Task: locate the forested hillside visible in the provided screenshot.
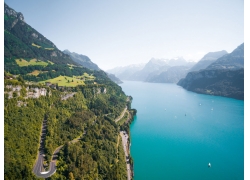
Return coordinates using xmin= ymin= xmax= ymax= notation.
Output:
xmin=4 ymin=3 xmax=113 ymax=84
xmin=4 ymin=3 xmax=136 ymax=180
xmin=4 ymin=76 xmax=134 ymax=179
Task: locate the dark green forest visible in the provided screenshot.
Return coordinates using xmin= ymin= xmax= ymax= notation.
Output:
xmin=4 ymin=75 xmax=134 ymax=180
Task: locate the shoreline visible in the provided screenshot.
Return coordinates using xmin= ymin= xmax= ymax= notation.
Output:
xmin=120 ymin=131 xmax=132 ymax=180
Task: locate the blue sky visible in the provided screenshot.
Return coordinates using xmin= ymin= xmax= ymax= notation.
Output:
xmin=4 ymin=0 xmax=244 ymax=70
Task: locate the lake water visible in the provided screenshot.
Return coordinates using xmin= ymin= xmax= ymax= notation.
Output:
xmin=120 ymin=81 xmax=244 ymax=180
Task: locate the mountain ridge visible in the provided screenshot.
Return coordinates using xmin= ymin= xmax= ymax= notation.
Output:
xmin=63 ymin=49 xmax=100 ymax=70
xmin=107 ymin=57 xmax=195 ymax=83
xmin=188 ymin=50 xmax=228 ymax=72
xmin=178 ymin=43 xmax=244 ymax=100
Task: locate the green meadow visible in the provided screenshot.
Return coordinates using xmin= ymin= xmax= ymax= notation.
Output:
xmin=27 ymin=70 xmax=48 ymax=76
xmin=44 ymin=48 xmax=54 ymax=50
xmin=39 ymin=75 xmax=86 ymax=87
xmin=15 ymin=58 xmax=49 ymax=67
xmin=31 ymin=43 xmax=41 ymax=48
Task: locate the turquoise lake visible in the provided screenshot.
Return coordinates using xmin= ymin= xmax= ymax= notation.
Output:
xmin=120 ymin=81 xmax=244 ymax=180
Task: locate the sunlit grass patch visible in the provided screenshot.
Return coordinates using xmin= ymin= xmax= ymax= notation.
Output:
xmin=47 ymin=60 xmax=54 ymax=65
xmin=28 ymin=70 xmax=40 ymax=76
xmin=31 ymin=43 xmax=41 ymax=48
xmin=39 ymin=75 xmax=85 ymax=87
xmin=15 ymin=58 xmax=48 ymax=67
xmin=73 ymin=73 xmax=96 ymax=82
xmin=83 ymin=72 xmax=95 ymax=80
xmin=27 ymin=70 xmax=48 ymax=76
xmin=67 ymin=63 xmax=77 ymax=69
xmin=44 ymin=48 xmax=54 ymax=50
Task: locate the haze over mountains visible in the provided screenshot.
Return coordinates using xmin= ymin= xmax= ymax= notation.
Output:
xmin=188 ymin=50 xmax=228 ymax=72
xmin=178 ymin=43 xmax=244 ymax=100
xmin=107 ymin=44 xmax=244 ymax=100
xmin=107 ymin=57 xmax=196 ymax=83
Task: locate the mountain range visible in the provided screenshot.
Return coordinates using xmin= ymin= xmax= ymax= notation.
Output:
xmin=178 ymin=43 xmax=244 ymax=100
xmin=107 ymin=57 xmax=196 ymax=83
xmin=188 ymin=50 xmax=228 ymax=72
xmin=107 ymin=44 xmax=244 ymax=100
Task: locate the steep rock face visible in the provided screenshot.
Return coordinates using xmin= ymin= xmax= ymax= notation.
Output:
xmin=189 ymin=50 xmax=228 ymax=72
xmin=5 ymin=85 xmax=50 ymax=99
xmin=63 ymin=50 xmax=100 ymax=70
xmin=4 ymin=3 xmax=74 ymax=65
xmin=4 ymin=3 xmax=25 ymax=22
xmin=178 ymin=68 xmax=244 ymax=100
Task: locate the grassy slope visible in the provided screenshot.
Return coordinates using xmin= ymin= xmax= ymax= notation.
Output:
xmin=39 ymin=75 xmax=85 ymax=87
xmin=15 ymin=58 xmax=49 ymax=67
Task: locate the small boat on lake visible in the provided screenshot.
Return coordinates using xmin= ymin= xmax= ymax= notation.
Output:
xmin=208 ymin=163 xmax=211 ymax=168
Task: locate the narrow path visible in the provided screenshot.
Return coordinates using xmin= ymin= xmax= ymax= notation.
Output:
xmin=120 ymin=131 xmax=131 ymax=180
xmin=115 ymin=106 xmax=127 ymax=123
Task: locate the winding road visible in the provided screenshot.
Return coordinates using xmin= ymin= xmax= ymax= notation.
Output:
xmin=33 ymin=119 xmax=80 ymax=178
xmin=33 ymin=104 xmax=130 ymax=178
xmin=33 ymin=119 xmax=58 ymax=178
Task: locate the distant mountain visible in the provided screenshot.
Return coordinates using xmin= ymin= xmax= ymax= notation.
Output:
xmin=106 ymin=63 xmax=145 ymax=80
xmin=107 ymin=57 xmax=195 ymax=83
xmin=106 ymin=73 xmax=123 ymax=84
xmin=206 ymin=43 xmax=244 ymax=70
xmin=63 ymin=50 xmax=100 ymax=70
xmin=189 ymin=50 xmax=228 ymax=72
xmin=146 ymin=66 xmax=191 ymax=83
xmin=168 ymin=57 xmax=188 ymax=66
xmin=130 ymin=57 xmax=195 ymax=82
xmin=131 ymin=58 xmax=170 ymax=81
xmin=178 ymin=44 xmax=244 ymax=100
